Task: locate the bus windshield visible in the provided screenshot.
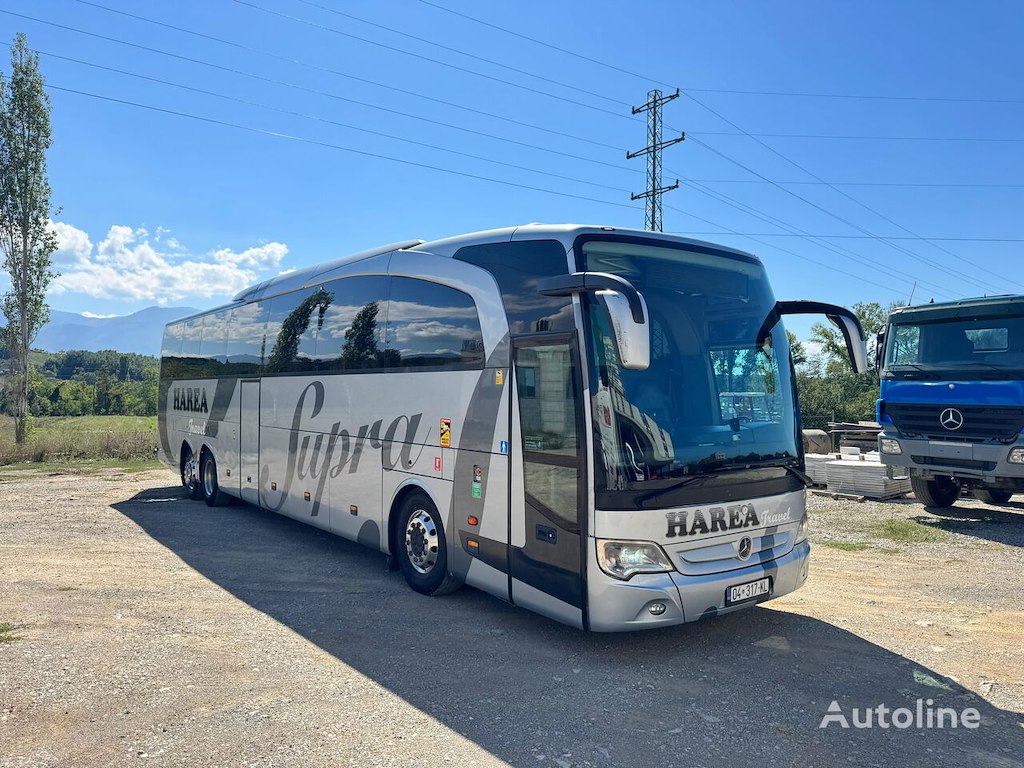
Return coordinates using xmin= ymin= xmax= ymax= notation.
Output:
xmin=885 ymin=314 xmax=1024 ymax=379
xmin=579 ymin=238 xmax=799 ymax=505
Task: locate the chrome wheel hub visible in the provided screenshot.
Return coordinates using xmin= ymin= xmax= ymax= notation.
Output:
xmin=183 ymin=454 xmax=199 ymax=490
xmin=405 ymin=509 xmax=439 ymax=574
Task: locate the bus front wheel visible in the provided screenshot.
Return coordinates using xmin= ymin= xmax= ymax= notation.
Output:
xmin=911 ymin=476 xmax=959 ymax=508
xmin=396 ymin=492 xmax=461 ymax=596
xmin=181 ymin=446 xmax=204 ymax=501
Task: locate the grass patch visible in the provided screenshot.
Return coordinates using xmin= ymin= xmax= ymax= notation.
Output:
xmin=874 ymin=518 xmax=948 ymax=543
xmin=0 ymin=622 xmax=21 ymax=643
xmin=822 ymin=540 xmax=871 ymax=552
xmin=0 ymin=457 xmax=162 ymax=476
xmin=0 ymin=415 xmax=158 ymax=466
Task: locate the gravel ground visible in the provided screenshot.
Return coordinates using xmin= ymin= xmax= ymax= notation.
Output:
xmin=0 ymin=468 xmax=1022 ymax=768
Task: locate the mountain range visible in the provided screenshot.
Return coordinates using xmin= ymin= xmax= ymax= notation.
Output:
xmin=32 ymin=306 xmax=199 ymax=357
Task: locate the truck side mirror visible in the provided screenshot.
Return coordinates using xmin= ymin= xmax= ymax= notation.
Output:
xmin=757 ymin=300 xmax=869 ymax=374
xmin=875 ymin=325 xmax=887 ymax=373
xmin=538 ymin=271 xmax=650 ymax=370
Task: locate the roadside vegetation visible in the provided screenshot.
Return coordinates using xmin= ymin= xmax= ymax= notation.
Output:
xmin=0 ymin=413 xmax=158 ymax=466
xmin=0 ymin=622 xmax=22 ymax=643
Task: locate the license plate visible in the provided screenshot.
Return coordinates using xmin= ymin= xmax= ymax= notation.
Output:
xmin=726 ymin=577 xmax=771 ymax=606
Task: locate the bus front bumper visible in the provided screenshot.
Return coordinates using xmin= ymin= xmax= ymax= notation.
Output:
xmin=586 ymin=540 xmax=810 ymax=632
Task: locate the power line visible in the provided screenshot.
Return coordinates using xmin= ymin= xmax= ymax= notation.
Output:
xmin=289 ymin=0 xmax=631 ymax=109
xmin=674 ymin=134 xmax=1010 ymax=294
xmin=410 ymin=0 xmax=1021 ymax=291
xmin=64 ymin=1 xmax=628 ymax=155
xmin=691 ymin=179 xmax=1024 ymax=189
xmin=672 ymin=95 xmax=1024 ymax=291
xmin=2 ymin=8 xmax=637 ymax=175
xmin=230 ymin=0 xmax=640 ymax=124
xmin=414 ymin=1 xmax=1024 ymax=107
xmin=37 ymin=49 xmax=632 ymax=196
xmin=683 ymin=86 xmax=1024 ymax=106
xmin=692 ymin=130 xmax=1024 ymax=143
xmin=46 ymin=84 xmax=648 ymax=212
xmin=668 ymin=184 xmax=960 ymax=300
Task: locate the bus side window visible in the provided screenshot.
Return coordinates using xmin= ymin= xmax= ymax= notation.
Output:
xmin=226 ymin=302 xmax=270 ymax=375
xmin=263 ymin=288 xmax=323 ymax=374
xmin=314 ymin=276 xmax=390 ymax=373
xmin=385 ymin=277 xmax=484 ymax=370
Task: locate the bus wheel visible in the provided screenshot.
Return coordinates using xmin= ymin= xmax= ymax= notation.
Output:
xmin=911 ymin=476 xmax=959 ymax=508
xmin=181 ymin=446 xmax=204 ymax=501
xmin=975 ymin=489 xmax=1013 ymax=505
xmin=397 ymin=492 xmax=461 ymax=596
xmin=202 ymin=452 xmax=232 ymax=507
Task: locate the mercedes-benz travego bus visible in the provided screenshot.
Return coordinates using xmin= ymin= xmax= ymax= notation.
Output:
xmin=158 ymin=224 xmax=866 ymax=631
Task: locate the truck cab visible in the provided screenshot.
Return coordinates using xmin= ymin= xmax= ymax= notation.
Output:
xmin=876 ymin=295 xmax=1024 ymax=507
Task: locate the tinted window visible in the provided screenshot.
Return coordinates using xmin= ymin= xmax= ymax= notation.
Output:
xmin=226 ymin=301 xmax=270 ymax=375
xmin=263 ymin=288 xmax=328 ymax=374
xmin=386 ymin=277 xmax=484 ymax=369
xmin=179 ymin=316 xmax=205 ymax=378
xmin=453 ymin=240 xmax=574 ymax=334
xmin=314 ymin=276 xmax=391 ymax=372
xmin=199 ymin=310 xmax=230 ymax=376
xmin=160 ymin=322 xmax=185 ymax=380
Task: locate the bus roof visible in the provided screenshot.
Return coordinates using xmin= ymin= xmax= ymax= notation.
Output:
xmin=890 ymin=294 xmax=1024 ymax=323
xmin=224 ymin=224 xmax=760 ymax=308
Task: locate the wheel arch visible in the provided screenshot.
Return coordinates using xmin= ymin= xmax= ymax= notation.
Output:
xmin=386 ymin=479 xmax=435 ymax=560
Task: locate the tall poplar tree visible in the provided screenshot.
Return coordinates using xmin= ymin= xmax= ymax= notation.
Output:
xmin=0 ymin=33 xmax=58 ymax=443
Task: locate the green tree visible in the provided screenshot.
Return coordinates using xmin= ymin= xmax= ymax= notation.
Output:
xmin=0 ymin=34 xmax=58 ymax=443
xmin=786 ymin=330 xmax=807 ymax=368
xmin=809 ymin=301 xmax=899 ymax=374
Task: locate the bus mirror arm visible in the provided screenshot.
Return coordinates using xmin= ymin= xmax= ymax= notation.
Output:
xmin=538 ymin=272 xmax=646 ymax=323
xmin=538 ymin=272 xmax=650 ymax=370
xmin=757 ymin=300 xmax=869 ymax=374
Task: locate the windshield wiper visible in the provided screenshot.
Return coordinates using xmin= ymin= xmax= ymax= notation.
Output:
xmin=635 ymin=475 xmax=715 ymax=508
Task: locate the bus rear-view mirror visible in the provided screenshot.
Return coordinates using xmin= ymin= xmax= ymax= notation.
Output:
xmin=598 ymin=289 xmax=650 ymax=370
xmin=757 ymin=300 xmax=869 ymax=374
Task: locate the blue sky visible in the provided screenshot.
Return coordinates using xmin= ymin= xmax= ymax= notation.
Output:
xmin=2 ymin=0 xmax=1023 ymax=338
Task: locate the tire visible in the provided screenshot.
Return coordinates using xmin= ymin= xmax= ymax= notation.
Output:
xmin=395 ymin=491 xmax=461 ymax=596
xmin=911 ymin=476 xmax=959 ymax=508
xmin=181 ymin=445 xmax=204 ymax=501
xmin=202 ymin=452 xmax=232 ymax=507
xmin=975 ymin=489 xmax=1013 ymax=505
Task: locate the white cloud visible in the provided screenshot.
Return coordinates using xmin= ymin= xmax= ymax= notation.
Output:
xmin=48 ymin=222 xmax=289 ymax=305
xmin=51 ymin=220 xmax=94 ymax=269
xmin=81 ymin=311 xmax=121 ymax=319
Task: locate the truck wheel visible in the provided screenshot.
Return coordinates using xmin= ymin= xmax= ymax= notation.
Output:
xmin=975 ymin=489 xmax=1013 ymax=505
xmin=911 ymin=476 xmax=959 ymax=508
xmin=396 ymin=491 xmax=461 ymax=596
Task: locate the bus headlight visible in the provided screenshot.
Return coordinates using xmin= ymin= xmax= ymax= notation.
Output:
xmin=795 ymin=513 xmax=809 ymax=544
xmin=880 ymin=438 xmax=902 ymax=455
xmin=1008 ymin=448 xmax=1024 ymax=464
xmin=596 ymin=540 xmax=674 ymax=580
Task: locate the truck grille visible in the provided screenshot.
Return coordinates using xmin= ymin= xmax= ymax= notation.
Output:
xmin=886 ymin=403 xmax=1024 ymax=443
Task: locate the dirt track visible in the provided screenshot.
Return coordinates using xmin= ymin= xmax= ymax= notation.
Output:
xmin=1 ymin=468 xmax=1022 ymax=767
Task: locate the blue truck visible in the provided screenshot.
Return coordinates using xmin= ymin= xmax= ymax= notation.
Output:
xmin=875 ymin=295 xmax=1024 ymax=507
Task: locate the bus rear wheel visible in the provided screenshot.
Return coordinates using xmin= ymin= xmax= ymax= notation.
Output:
xmin=396 ymin=492 xmax=461 ymax=596
xmin=202 ymin=452 xmax=232 ymax=507
xmin=181 ymin=446 xmax=204 ymax=501
xmin=911 ymin=476 xmax=959 ymax=508
xmin=975 ymin=489 xmax=1013 ymax=505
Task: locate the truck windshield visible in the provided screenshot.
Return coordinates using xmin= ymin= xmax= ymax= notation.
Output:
xmin=578 ymin=238 xmax=800 ymax=508
xmin=885 ymin=315 xmax=1024 ymax=378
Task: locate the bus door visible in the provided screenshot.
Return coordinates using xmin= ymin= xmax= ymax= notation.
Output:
xmin=510 ymin=335 xmax=587 ymax=627
xmin=239 ymin=380 xmax=260 ymax=506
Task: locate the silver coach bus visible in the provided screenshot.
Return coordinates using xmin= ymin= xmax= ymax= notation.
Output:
xmin=158 ymin=224 xmax=867 ymax=631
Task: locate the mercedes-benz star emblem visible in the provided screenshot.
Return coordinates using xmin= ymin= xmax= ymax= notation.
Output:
xmin=940 ymin=407 xmax=964 ymax=431
xmin=737 ymin=536 xmax=753 ymax=560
